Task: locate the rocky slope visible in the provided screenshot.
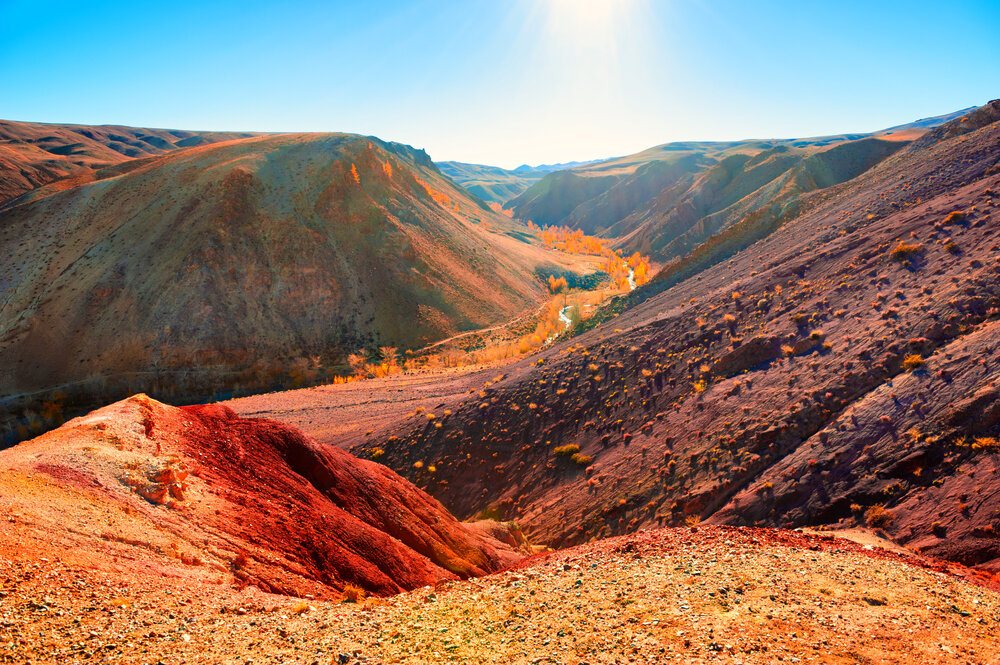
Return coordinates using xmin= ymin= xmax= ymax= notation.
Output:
xmin=0 ymin=132 xmax=584 ymax=442
xmin=0 ymin=394 xmax=524 ymax=601
xmin=1 ymin=526 xmax=997 ymax=663
xmin=348 ymin=101 xmax=1000 ymax=572
xmin=0 ymin=119 xmax=260 ymax=205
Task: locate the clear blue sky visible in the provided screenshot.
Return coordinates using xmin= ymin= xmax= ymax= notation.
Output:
xmin=2 ymin=0 xmax=998 ymax=168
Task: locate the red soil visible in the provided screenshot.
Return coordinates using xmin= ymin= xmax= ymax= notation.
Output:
xmin=0 ymin=395 xmax=524 ymax=600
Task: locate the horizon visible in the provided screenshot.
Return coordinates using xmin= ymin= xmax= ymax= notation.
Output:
xmin=0 ymin=100 xmax=983 ymax=171
xmin=3 ymin=1 xmax=999 ymax=168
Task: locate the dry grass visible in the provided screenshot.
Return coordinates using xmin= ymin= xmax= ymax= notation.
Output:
xmin=342 ymin=584 xmax=365 ymax=603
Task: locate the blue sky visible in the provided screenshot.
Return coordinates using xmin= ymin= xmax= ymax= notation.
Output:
xmin=2 ymin=0 xmax=998 ymax=168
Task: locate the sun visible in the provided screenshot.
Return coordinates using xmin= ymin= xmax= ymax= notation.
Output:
xmin=549 ymin=0 xmax=632 ymax=32
xmin=548 ymin=0 xmax=625 ymax=24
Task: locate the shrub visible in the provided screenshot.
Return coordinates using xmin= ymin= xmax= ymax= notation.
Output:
xmin=972 ymin=437 xmax=999 ymax=450
xmin=693 ymin=380 xmax=707 ymax=393
xmin=554 ymin=444 xmax=581 ymax=457
xmin=342 ymin=584 xmax=365 ymax=603
xmin=864 ymin=504 xmax=894 ymax=529
xmin=889 ymin=242 xmax=924 ymax=262
xmin=571 ymin=453 xmax=593 ymax=466
xmin=943 ymin=210 xmax=967 ymax=225
xmin=902 ymin=354 xmax=925 ymax=371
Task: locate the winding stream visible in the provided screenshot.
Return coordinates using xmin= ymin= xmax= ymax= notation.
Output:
xmin=558 ymin=305 xmax=574 ymax=329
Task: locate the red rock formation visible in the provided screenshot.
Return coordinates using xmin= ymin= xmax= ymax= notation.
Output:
xmin=0 ymin=395 xmax=523 ymax=599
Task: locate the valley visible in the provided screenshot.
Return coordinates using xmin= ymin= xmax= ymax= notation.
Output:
xmin=3 ymin=99 xmax=1000 ymax=663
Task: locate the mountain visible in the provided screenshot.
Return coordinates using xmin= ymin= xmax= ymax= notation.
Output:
xmin=437 ymin=159 xmax=600 ymax=204
xmin=316 ymin=101 xmax=1000 ymax=573
xmin=0 ymin=119 xmax=261 ymax=205
xmin=0 ymin=132 xmax=583 ymax=443
xmin=505 ymin=110 xmax=970 ymax=260
xmin=0 ymin=394 xmax=525 ymax=599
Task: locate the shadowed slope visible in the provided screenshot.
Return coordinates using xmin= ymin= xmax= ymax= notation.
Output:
xmin=346 ymin=101 xmax=1000 ymax=572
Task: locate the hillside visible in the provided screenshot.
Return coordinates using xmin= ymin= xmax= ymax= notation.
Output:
xmin=0 ymin=119 xmax=260 ymax=205
xmin=0 ymin=132 xmax=585 ymax=443
xmin=607 ymin=137 xmax=907 ymax=261
xmin=3 ymin=522 xmax=998 ymax=663
xmin=437 ymin=159 xmax=600 ymax=204
xmin=0 ymin=394 xmax=525 ymax=601
xmin=283 ymin=101 xmax=1000 ymax=574
xmin=506 ymin=110 xmax=967 ymax=259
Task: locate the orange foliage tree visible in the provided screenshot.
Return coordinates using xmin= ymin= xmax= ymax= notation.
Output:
xmin=538 ymin=225 xmax=652 ymax=290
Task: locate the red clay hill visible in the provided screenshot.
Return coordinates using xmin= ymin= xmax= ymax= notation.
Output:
xmin=0 ymin=394 xmax=526 ymax=599
xmin=326 ymin=101 xmax=1000 ymax=574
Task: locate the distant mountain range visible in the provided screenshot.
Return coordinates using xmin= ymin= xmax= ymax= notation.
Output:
xmin=436 ymin=159 xmax=601 ymax=204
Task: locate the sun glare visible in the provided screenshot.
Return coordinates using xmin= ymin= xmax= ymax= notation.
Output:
xmin=546 ymin=0 xmax=636 ymax=40
xmin=549 ymin=0 xmax=625 ymax=24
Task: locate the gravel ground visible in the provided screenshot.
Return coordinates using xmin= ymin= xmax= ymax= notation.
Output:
xmin=3 ymin=527 xmax=998 ymax=664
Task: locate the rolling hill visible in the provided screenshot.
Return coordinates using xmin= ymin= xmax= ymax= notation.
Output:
xmin=505 ymin=109 xmax=972 ymax=260
xmin=0 ymin=132 xmax=585 ymax=444
xmin=0 ymin=119 xmax=261 ymax=205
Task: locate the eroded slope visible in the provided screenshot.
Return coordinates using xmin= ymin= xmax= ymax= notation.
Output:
xmin=0 ymin=395 xmax=524 ymax=600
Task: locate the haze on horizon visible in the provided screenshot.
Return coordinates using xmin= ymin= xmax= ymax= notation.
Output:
xmin=2 ymin=0 xmax=998 ymax=169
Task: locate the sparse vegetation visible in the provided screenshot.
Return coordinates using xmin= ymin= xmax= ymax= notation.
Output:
xmin=342 ymin=584 xmax=365 ymax=603
xmin=943 ymin=210 xmax=967 ymax=225
xmin=554 ymin=444 xmax=581 ymax=457
xmin=889 ymin=242 xmax=924 ymax=262
xmin=864 ymin=504 xmax=895 ymax=529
